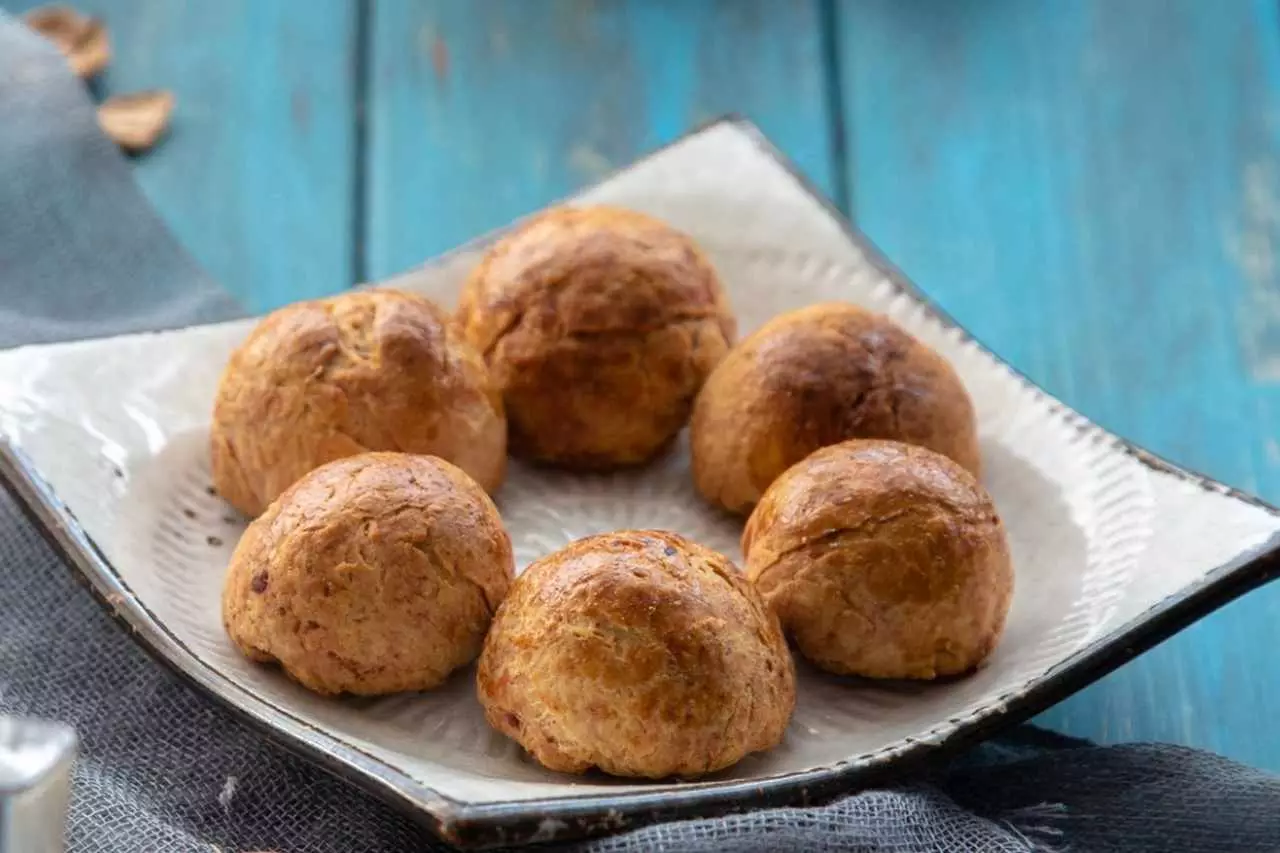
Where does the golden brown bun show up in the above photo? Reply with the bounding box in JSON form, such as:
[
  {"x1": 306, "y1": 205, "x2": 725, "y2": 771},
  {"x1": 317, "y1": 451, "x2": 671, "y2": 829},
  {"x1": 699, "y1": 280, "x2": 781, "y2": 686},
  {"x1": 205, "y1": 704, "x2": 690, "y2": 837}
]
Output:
[
  {"x1": 211, "y1": 288, "x2": 506, "y2": 517},
  {"x1": 477, "y1": 530, "x2": 795, "y2": 779},
  {"x1": 456, "y1": 206, "x2": 735, "y2": 469},
  {"x1": 222, "y1": 452, "x2": 514, "y2": 696},
  {"x1": 691, "y1": 302, "x2": 979, "y2": 515},
  {"x1": 743, "y1": 440, "x2": 1012, "y2": 679}
]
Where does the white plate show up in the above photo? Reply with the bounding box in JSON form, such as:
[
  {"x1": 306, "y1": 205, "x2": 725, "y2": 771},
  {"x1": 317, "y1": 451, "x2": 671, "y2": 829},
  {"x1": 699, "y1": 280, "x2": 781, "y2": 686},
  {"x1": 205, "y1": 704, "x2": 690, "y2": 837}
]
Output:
[{"x1": 2, "y1": 119, "x2": 1279, "y2": 849}]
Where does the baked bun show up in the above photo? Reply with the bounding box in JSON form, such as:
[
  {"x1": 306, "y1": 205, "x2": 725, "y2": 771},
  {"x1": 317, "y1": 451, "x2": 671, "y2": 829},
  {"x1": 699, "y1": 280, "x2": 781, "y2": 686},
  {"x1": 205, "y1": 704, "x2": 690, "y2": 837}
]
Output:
[
  {"x1": 743, "y1": 440, "x2": 1012, "y2": 679},
  {"x1": 691, "y1": 302, "x2": 979, "y2": 515},
  {"x1": 456, "y1": 206, "x2": 734, "y2": 469},
  {"x1": 477, "y1": 530, "x2": 794, "y2": 778},
  {"x1": 222, "y1": 452, "x2": 513, "y2": 696},
  {"x1": 211, "y1": 288, "x2": 505, "y2": 517}
]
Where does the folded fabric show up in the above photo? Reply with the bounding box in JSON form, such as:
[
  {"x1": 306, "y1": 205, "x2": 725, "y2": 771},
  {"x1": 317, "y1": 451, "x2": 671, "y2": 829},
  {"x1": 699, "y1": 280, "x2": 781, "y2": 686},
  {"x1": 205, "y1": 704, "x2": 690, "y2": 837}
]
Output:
[{"x1": 1, "y1": 14, "x2": 1277, "y2": 853}]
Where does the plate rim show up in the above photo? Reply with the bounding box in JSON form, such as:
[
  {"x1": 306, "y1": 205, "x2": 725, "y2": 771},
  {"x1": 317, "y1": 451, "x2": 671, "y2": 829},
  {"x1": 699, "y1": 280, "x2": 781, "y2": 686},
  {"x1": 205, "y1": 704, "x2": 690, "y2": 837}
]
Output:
[{"x1": 4, "y1": 115, "x2": 1280, "y2": 849}]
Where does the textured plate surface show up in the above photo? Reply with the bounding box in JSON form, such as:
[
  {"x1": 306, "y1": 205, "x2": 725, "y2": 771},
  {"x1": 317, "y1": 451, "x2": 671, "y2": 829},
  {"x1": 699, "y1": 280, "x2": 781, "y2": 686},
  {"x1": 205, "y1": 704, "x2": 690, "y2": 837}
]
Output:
[{"x1": 2, "y1": 120, "x2": 1280, "y2": 848}]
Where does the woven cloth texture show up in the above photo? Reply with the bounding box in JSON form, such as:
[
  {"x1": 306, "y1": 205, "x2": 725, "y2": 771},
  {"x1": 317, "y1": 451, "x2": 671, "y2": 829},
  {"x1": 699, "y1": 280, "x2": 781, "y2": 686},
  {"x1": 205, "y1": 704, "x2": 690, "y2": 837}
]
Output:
[{"x1": 2, "y1": 14, "x2": 1278, "y2": 853}]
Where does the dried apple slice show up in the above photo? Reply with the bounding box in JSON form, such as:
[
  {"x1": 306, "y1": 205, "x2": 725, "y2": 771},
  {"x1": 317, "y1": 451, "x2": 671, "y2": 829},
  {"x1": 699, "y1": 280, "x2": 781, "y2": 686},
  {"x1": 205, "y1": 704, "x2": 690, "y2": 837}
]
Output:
[
  {"x1": 97, "y1": 90, "x2": 175, "y2": 152},
  {"x1": 24, "y1": 6, "x2": 111, "y2": 79}
]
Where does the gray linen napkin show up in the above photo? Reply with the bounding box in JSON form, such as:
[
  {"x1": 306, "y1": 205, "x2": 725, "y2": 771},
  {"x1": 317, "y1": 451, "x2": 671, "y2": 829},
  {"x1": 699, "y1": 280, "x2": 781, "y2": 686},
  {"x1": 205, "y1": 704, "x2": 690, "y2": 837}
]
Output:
[{"x1": 2, "y1": 15, "x2": 1279, "y2": 852}]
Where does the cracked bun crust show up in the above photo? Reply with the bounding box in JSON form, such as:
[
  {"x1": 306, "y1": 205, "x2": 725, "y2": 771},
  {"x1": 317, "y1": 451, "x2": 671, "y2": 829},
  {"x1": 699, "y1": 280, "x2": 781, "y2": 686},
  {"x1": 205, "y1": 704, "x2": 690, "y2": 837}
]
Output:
[
  {"x1": 211, "y1": 288, "x2": 506, "y2": 518},
  {"x1": 743, "y1": 440, "x2": 1012, "y2": 679},
  {"x1": 477, "y1": 530, "x2": 795, "y2": 779},
  {"x1": 222, "y1": 453, "x2": 514, "y2": 696},
  {"x1": 691, "y1": 302, "x2": 980, "y2": 515},
  {"x1": 456, "y1": 206, "x2": 735, "y2": 469}
]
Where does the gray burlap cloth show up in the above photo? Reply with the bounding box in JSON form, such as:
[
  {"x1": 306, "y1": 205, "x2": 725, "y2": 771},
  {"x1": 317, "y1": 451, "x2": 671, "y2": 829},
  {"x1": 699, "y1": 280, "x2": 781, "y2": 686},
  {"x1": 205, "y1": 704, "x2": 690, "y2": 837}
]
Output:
[{"x1": 2, "y1": 15, "x2": 1279, "y2": 852}]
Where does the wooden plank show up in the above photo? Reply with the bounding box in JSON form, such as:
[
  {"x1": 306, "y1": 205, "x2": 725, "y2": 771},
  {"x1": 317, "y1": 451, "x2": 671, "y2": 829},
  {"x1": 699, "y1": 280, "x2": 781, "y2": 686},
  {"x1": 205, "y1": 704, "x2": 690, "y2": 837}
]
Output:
[
  {"x1": 837, "y1": 0, "x2": 1280, "y2": 767},
  {"x1": 10, "y1": 0, "x2": 359, "y2": 311},
  {"x1": 364, "y1": 0, "x2": 835, "y2": 281}
]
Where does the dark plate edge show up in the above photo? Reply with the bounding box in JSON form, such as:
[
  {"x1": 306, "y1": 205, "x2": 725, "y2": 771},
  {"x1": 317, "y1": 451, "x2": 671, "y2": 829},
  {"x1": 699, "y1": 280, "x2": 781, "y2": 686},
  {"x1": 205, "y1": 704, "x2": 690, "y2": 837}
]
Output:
[
  {"x1": 2, "y1": 115, "x2": 1279, "y2": 849},
  {"x1": 449, "y1": 525, "x2": 1280, "y2": 848},
  {"x1": 0, "y1": 441, "x2": 467, "y2": 829}
]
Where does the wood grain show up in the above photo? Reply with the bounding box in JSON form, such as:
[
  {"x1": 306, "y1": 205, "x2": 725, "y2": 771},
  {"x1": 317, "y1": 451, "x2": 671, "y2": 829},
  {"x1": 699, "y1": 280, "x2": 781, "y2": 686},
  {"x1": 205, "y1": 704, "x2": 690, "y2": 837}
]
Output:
[
  {"x1": 363, "y1": 0, "x2": 835, "y2": 281},
  {"x1": 9, "y1": 0, "x2": 360, "y2": 311},
  {"x1": 837, "y1": 0, "x2": 1280, "y2": 768},
  {"x1": 22, "y1": 0, "x2": 1280, "y2": 770}
]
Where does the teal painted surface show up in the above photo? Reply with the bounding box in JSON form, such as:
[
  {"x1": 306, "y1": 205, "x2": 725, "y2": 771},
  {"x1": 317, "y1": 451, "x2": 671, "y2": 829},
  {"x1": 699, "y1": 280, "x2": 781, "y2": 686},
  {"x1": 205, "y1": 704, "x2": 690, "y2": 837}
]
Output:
[
  {"x1": 5, "y1": 0, "x2": 359, "y2": 311},
  {"x1": 17, "y1": 0, "x2": 1280, "y2": 769},
  {"x1": 838, "y1": 0, "x2": 1280, "y2": 768},
  {"x1": 364, "y1": 0, "x2": 834, "y2": 281}
]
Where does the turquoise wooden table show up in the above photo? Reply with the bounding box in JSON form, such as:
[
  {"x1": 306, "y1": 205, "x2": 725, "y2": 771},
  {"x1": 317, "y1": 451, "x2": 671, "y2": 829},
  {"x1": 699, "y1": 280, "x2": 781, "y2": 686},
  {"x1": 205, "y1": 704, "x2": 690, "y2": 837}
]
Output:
[{"x1": 12, "y1": 0, "x2": 1280, "y2": 771}]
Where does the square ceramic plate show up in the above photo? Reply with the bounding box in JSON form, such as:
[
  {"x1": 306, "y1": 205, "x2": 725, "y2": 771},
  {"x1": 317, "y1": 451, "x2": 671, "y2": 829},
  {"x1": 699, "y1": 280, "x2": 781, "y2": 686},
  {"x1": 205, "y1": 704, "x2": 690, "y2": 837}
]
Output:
[{"x1": 2, "y1": 119, "x2": 1280, "y2": 850}]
